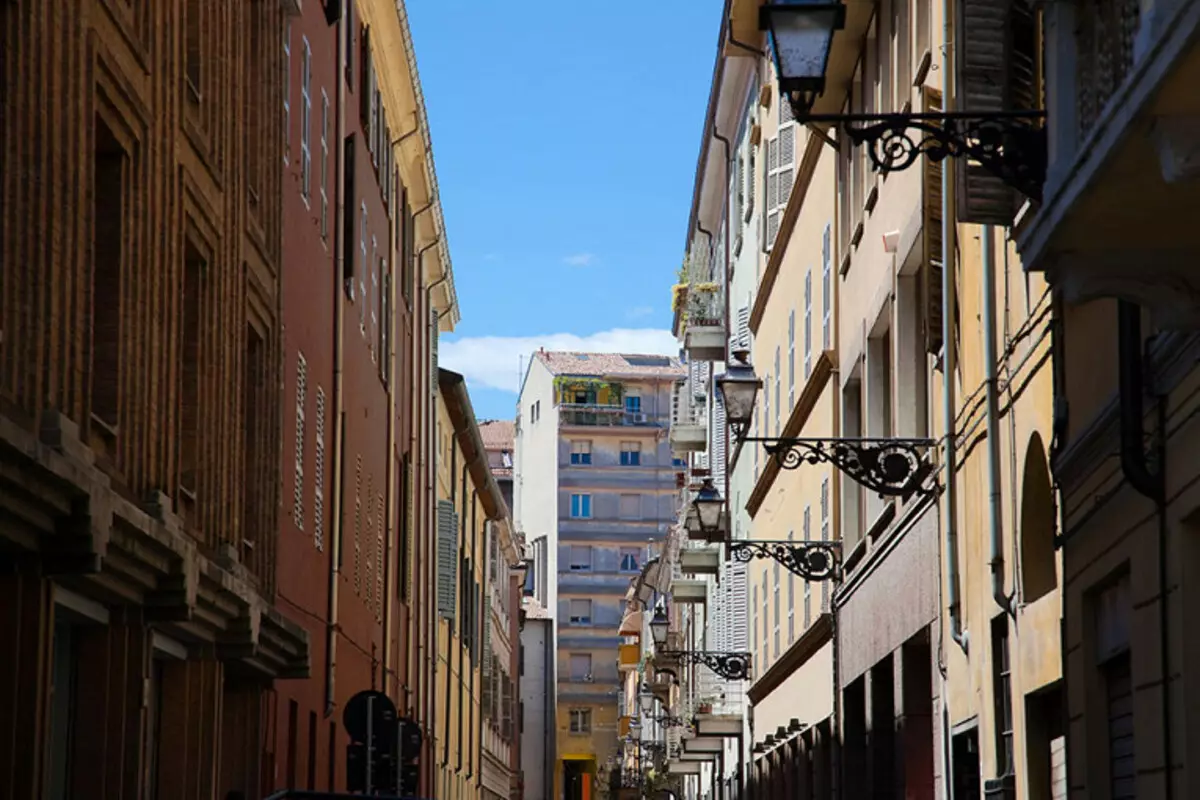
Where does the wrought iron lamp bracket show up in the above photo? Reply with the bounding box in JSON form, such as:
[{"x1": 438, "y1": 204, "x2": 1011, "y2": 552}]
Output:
[
  {"x1": 743, "y1": 436, "x2": 937, "y2": 498},
  {"x1": 657, "y1": 650, "x2": 752, "y2": 681},
  {"x1": 728, "y1": 539, "x2": 842, "y2": 581},
  {"x1": 803, "y1": 110, "x2": 1047, "y2": 201}
]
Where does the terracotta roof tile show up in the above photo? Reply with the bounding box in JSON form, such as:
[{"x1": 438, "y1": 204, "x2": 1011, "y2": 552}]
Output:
[
  {"x1": 534, "y1": 350, "x2": 686, "y2": 380},
  {"x1": 478, "y1": 419, "x2": 515, "y2": 451}
]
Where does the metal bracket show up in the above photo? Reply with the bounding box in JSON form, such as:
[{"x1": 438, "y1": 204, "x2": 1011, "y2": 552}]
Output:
[
  {"x1": 657, "y1": 650, "x2": 752, "y2": 681},
  {"x1": 800, "y1": 111, "x2": 1047, "y2": 201},
  {"x1": 743, "y1": 436, "x2": 936, "y2": 498},
  {"x1": 728, "y1": 539, "x2": 842, "y2": 581}
]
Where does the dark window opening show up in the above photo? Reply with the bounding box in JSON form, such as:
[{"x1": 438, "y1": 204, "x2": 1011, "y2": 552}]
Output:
[
  {"x1": 91, "y1": 117, "x2": 125, "y2": 435},
  {"x1": 179, "y1": 241, "x2": 205, "y2": 500},
  {"x1": 952, "y1": 727, "x2": 981, "y2": 800},
  {"x1": 993, "y1": 615, "x2": 1014, "y2": 776},
  {"x1": 242, "y1": 323, "x2": 267, "y2": 571}
]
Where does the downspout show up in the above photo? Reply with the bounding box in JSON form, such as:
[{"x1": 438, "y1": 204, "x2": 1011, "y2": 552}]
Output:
[
  {"x1": 382, "y1": 170, "x2": 398, "y2": 694},
  {"x1": 940, "y1": 0, "x2": 964, "y2": 790},
  {"x1": 712, "y1": 127, "x2": 734, "y2": 526},
  {"x1": 1117, "y1": 300, "x2": 1171, "y2": 800},
  {"x1": 325, "y1": 3, "x2": 348, "y2": 719},
  {"x1": 982, "y1": 226, "x2": 1013, "y2": 615},
  {"x1": 940, "y1": 0, "x2": 967, "y2": 657}
]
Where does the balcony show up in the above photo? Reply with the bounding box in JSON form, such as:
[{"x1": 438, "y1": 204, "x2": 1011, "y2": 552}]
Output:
[
  {"x1": 559, "y1": 403, "x2": 662, "y2": 428},
  {"x1": 668, "y1": 381, "x2": 707, "y2": 453},
  {"x1": 1018, "y1": 0, "x2": 1200, "y2": 325},
  {"x1": 679, "y1": 546, "x2": 721, "y2": 576},
  {"x1": 680, "y1": 285, "x2": 727, "y2": 362},
  {"x1": 669, "y1": 577, "x2": 707, "y2": 605}
]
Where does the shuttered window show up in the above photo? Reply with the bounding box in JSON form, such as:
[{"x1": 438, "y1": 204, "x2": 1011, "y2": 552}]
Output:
[
  {"x1": 314, "y1": 386, "x2": 325, "y2": 551},
  {"x1": 821, "y1": 477, "x2": 830, "y2": 611},
  {"x1": 437, "y1": 500, "x2": 458, "y2": 620},
  {"x1": 713, "y1": 394, "x2": 727, "y2": 489},
  {"x1": 294, "y1": 353, "x2": 306, "y2": 530},
  {"x1": 922, "y1": 88, "x2": 945, "y2": 355},
  {"x1": 1105, "y1": 654, "x2": 1134, "y2": 799},
  {"x1": 822, "y1": 224, "x2": 832, "y2": 350},
  {"x1": 804, "y1": 270, "x2": 813, "y2": 379},
  {"x1": 956, "y1": 0, "x2": 1042, "y2": 223},
  {"x1": 320, "y1": 92, "x2": 329, "y2": 239},
  {"x1": 788, "y1": 309, "x2": 796, "y2": 407},
  {"x1": 300, "y1": 38, "x2": 312, "y2": 201},
  {"x1": 736, "y1": 303, "x2": 751, "y2": 352},
  {"x1": 764, "y1": 122, "x2": 795, "y2": 251}
]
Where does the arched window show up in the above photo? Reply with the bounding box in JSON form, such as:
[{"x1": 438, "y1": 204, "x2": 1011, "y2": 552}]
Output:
[{"x1": 1020, "y1": 433, "x2": 1057, "y2": 602}]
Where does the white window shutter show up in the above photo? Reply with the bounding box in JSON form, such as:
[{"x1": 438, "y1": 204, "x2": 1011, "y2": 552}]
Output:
[
  {"x1": 713, "y1": 394, "x2": 727, "y2": 489},
  {"x1": 437, "y1": 500, "x2": 458, "y2": 619},
  {"x1": 736, "y1": 304, "x2": 751, "y2": 351},
  {"x1": 728, "y1": 561, "x2": 749, "y2": 651}
]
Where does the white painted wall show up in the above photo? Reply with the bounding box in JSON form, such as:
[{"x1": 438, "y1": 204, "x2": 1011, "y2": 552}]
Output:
[{"x1": 520, "y1": 617, "x2": 554, "y2": 800}]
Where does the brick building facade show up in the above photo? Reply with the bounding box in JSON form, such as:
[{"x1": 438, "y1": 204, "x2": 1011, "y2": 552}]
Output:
[
  {"x1": 0, "y1": 0, "x2": 456, "y2": 798},
  {"x1": 0, "y1": 1, "x2": 308, "y2": 797}
]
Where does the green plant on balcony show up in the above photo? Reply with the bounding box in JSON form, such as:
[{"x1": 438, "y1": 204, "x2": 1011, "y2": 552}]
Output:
[{"x1": 554, "y1": 377, "x2": 624, "y2": 406}]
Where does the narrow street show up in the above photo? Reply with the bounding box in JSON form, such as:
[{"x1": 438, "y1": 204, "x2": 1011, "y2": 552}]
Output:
[{"x1": 3, "y1": 1, "x2": 1200, "y2": 799}]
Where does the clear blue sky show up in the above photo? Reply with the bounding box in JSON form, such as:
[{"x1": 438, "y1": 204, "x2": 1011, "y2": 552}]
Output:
[{"x1": 407, "y1": 1, "x2": 720, "y2": 420}]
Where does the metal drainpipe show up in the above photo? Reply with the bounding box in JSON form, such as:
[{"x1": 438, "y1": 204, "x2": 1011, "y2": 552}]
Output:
[
  {"x1": 325, "y1": 3, "x2": 348, "y2": 719},
  {"x1": 940, "y1": 0, "x2": 967, "y2": 658},
  {"x1": 1117, "y1": 300, "x2": 1172, "y2": 800},
  {"x1": 982, "y1": 226, "x2": 1013, "y2": 615}
]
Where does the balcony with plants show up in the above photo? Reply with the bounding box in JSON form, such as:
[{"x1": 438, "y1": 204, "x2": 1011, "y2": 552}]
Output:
[
  {"x1": 554, "y1": 377, "x2": 660, "y2": 427},
  {"x1": 672, "y1": 245, "x2": 727, "y2": 362}
]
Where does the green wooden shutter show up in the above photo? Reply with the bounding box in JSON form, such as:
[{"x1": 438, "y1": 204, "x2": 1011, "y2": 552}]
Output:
[{"x1": 437, "y1": 500, "x2": 457, "y2": 620}]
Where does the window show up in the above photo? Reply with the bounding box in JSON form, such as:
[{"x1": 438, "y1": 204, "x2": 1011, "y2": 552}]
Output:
[
  {"x1": 282, "y1": 21, "x2": 291, "y2": 161},
  {"x1": 619, "y1": 547, "x2": 640, "y2": 572},
  {"x1": 568, "y1": 546, "x2": 592, "y2": 572},
  {"x1": 570, "y1": 441, "x2": 592, "y2": 465},
  {"x1": 752, "y1": 583, "x2": 760, "y2": 659},
  {"x1": 625, "y1": 394, "x2": 641, "y2": 413},
  {"x1": 300, "y1": 37, "x2": 311, "y2": 202},
  {"x1": 568, "y1": 599, "x2": 593, "y2": 625},
  {"x1": 764, "y1": 122, "x2": 796, "y2": 250},
  {"x1": 179, "y1": 242, "x2": 206, "y2": 499},
  {"x1": 804, "y1": 270, "x2": 813, "y2": 378},
  {"x1": 774, "y1": 347, "x2": 782, "y2": 434},
  {"x1": 772, "y1": 561, "x2": 780, "y2": 659},
  {"x1": 569, "y1": 494, "x2": 592, "y2": 518},
  {"x1": 619, "y1": 494, "x2": 639, "y2": 520},
  {"x1": 822, "y1": 224, "x2": 833, "y2": 349},
  {"x1": 569, "y1": 654, "x2": 592, "y2": 681},
  {"x1": 569, "y1": 709, "x2": 592, "y2": 733},
  {"x1": 320, "y1": 91, "x2": 329, "y2": 239},
  {"x1": 91, "y1": 117, "x2": 125, "y2": 432},
  {"x1": 787, "y1": 529, "x2": 796, "y2": 642},
  {"x1": 535, "y1": 400, "x2": 540, "y2": 421},
  {"x1": 992, "y1": 615, "x2": 1014, "y2": 777},
  {"x1": 185, "y1": 0, "x2": 201, "y2": 99},
  {"x1": 380, "y1": 263, "x2": 390, "y2": 383},
  {"x1": 788, "y1": 309, "x2": 796, "y2": 408},
  {"x1": 620, "y1": 441, "x2": 641, "y2": 466},
  {"x1": 294, "y1": 353, "x2": 307, "y2": 530},
  {"x1": 672, "y1": 457, "x2": 687, "y2": 468}
]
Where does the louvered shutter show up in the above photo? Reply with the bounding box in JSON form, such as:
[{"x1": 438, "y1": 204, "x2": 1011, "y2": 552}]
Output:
[
  {"x1": 736, "y1": 304, "x2": 751, "y2": 351},
  {"x1": 956, "y1": 0, "x2": 1038, "y2": 223},
  {"x1": 712, "y1": 394, "x2": 727, "y2": 489},
  {"x1": 923, "y1": 88, "x2": 946, "y2": 355},
  {"x1": 822, "y1": 224, "x2": 833, "y2": 351},
  {"x1": 437, "y1": 500, "x2": 458, "y2": 619},
  {"x1": 778, "y1": 125, "x2": 796, "y2": 208},
  {"x1": 765, "y1": 137, "x2": 780, "y2": 249},
  {"x1": 728, "y1": 562, "x2": 749, "y2": 651}
]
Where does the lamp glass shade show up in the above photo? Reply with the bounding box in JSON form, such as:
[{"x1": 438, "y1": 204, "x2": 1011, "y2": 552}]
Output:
[
  {"x1": 650, "y1": 607, "x2": 669, "y2": 647},
  {"x1": 715, "y1": 357, "x2": 762, "y2": 431},
  {"x1": 683, "y1": 505, "x2": 702, "y2": 536},
  {"x1": 693, "y1": 479, "x2": 724, "y2": 534},
  {"x1": 762, "y1": 2, "x2": 843, "y2": 87}
]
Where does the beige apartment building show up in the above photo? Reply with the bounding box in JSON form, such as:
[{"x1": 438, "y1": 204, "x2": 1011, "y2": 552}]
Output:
[{"x1": 659, "y1": 1, "x2": 1065, "y2": 798}]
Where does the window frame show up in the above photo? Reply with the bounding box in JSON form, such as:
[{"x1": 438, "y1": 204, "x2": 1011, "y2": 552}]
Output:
[{"x1": 569, "y1": 493, "x2": 592, "y2": 519}]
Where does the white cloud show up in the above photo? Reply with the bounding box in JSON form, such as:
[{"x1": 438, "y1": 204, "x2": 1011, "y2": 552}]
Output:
[
  {"x1": 441, "y1": 328, "x2": 678, "y2": 394},
  {"x1": 562, "y1": 253, "x2": 597, "y2": 267},
  {"x1": 625, "y1": 305, "x2": 654, "y2": 320}
]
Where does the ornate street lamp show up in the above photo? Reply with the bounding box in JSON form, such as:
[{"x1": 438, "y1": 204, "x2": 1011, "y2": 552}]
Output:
[
  {"x1": 691, "y1": 479, "x2": 724, "y2": 537},
  {"x1": 715, "y1": 351, "x2": 762, "y2": 440},
  {"x1": 715, "y1": 353, "x2": 935, "y2": 500},
  {"x1": 759, "y1": 0, "x2": 845, "y2": 117},
  {"x1": 650, "y1": 606, "x2": 669, "y2": 648},
  {"x1": 759, "y1": 0, "x2": 1046, "y2": 200}
]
